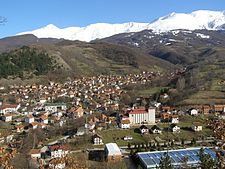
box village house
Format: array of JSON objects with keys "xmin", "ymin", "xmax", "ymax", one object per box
[
  {"xmin": 171, "ymin": 115, "xmax": 179, "ymax": 123},
  {"xmin": 85, "ymin": 117, "xmax": 100, "ymax": 130},
  {"xmin": 4, "ymin": 133, "xmax": 14, "ymax": 143},
  {"xmin": 25, "ymin": 114, "xmax": 35, "ymax": 123},
  {"xmin": 92, "ymin": 134, "xmax": 103, "ymax": 145},
  {"xmin": 30, "ymin": 122, "xmax": 39, "ymax": 129},
  {"xmin": 214, "ymin": 104, "xmax": 225, "ymax": 114},
  {"xmin": 15, "ymin": 125, "xmax": 24, "ymax": 133},
  {"xmin": 0, "ymin": 104, "xmax": 20, "ymax": 115},
  {"xmin": 190, "ymin": 109, "xmax": 198, "ymax": 116},
  {"xmin": 161, "ymin": 112, "xmax": 170, "ymax": 122},
  {"xmin": 67, "ymin": 106, "xmax": 84, "ymax": 119},
  {"xmin": 150, "ymin": 125, "xmax": 162, "ymax": 134},
  {"xmin": 202, "ymin": 105, "xmax": 211, "ymax": 114},
  {"xmin": 45, "ymin": 103, "xmax": 67, "ymax": 113},
  {"xmin": 162, "ymin": 106, "xmax": 171, "ymax": 113},
  {"xmin": 120, "ymin": 119, "xmax": 130, "ymax": 129},
  {"xmin": 139, "ymin": 125, "xmax": 149, "ymax": 134},
  {"xmin": 1, "ymin": 114, "xmax": 12, "ymax": 122},
  {"xmin": 170, "ymin": 123, "xmax": 180, "ymax": 133},
  {"xmin": 49, "ymin": 158, "xmax": 66, "ymax": 169},
  {"xmin": 119, "ymin": 116, "xmax": 130, "ymax": 129},
  {"xmin": 49, "ymin": 144, "xmax": 69, "ymax": 159},
  {"xmin": 30, "ymin": 149, "xmax": 41, "ymax": 159},
  {"xmin": 192, "ymin": 122, "xmax": 203, "ymax": 132},
  {"xmin": 40, "ymin": 115, "xmax": 48, "ymax": 124}
]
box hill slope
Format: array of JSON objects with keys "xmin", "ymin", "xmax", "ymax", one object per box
[
  {"xmin": 100, "ymin": 29, "xmax": 225, "ymax": 105},
  {"xmin": 0, "ymin": 38, "xmax": 175, "ymax": 81}
]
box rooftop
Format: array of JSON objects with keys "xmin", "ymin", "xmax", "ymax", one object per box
[
  {"xmin": 105, "ymin": 143, "xmax": 121, "ymax": 156},
  {"xmin": 137, "ymin": 147, "xmax": 217, "ymax": 169}
]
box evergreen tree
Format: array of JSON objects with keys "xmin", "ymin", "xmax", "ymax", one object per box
[
  {"xmin": 127, "ymin": 142, "xmax": 131, "ymax": 149},
  {"xmin": 198, "ymin": 148, "xmax": 215, "ymax": 169},
  {"xmin": 158, "ymin": 152, "xmax": 173, "ymax": 169}
]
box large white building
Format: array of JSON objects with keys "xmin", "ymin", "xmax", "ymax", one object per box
[
  {"xmin": 0, "ymin": 104, "xmax": 20, "ymax": 115},
  {"xmin": 128, "ymin": 107, "xmax": 155, "ymax": 125},
  {"xmin": 44, "ymin": 103, "xmax": 67, "ymax": 113}
]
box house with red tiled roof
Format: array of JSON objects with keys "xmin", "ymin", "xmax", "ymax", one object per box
[
  {"xmin": 0, "ymin": 104, "xmax": 20, "ymax": 115},
  {"xmin": 30, "ymin": 122, "xmax": 39, "ymax": 129},
  {"xmin": 40, "ymin": 115, "xmax": 48, "ymax": 124},
  {"xmin": 30, "ymin": 149, "xmax": 41, "ymax": 158},
  {"xmin": 15, "ymin": 125, "xmax": 24, "ymax": 133},
  {"xmin": 49, "ymin": 144, "xmax": 69, "ymax": 159},
  {"xmin": 119, "ymin": 119, "xmax": 130, "ymax": 129}
]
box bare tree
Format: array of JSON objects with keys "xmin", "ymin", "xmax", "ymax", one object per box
[{"xmin": 0, "ymin": 16, "xmax": 7, "ymax": 24}]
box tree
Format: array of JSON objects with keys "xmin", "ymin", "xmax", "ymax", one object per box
[
  {"xmin": 158, "ymin": 152, "xmax": 173, "ymax": 169},
  {"xmin": 127, "ymin": 142, "xmax": 131, "ymax": 149},
  {"xmin": 198, "ymin": 148, "xmax": 215, "ymax": 169},
  {"xmin": 180, "ymin": 156, "xmax": 190, "ymax": 169},
  {"xmin": 0, "ymin": 16, "xmax": 7, "ymax": 24},
  {"xmin": 191, "ymin": 137, "xmax": 196, "ymax": 145}
]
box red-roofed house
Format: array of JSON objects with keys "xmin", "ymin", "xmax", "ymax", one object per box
[
  {"xmin": 49, "ymin": 144, "xmax": 69, "ymax": 159},
  {"xmin": 15, "ymin": 125, "xmax": 24, "ymax": 133},
  {"xmin": 119, "ymin": 119, "xmax": 130, "ymax": 129},
  {"xmin": 0, "ymin": 104, "xmax": 20, "ymax": 115},
  {"xmin": 30, "ymin": 149, "xmax": 41, "ymax": 158}
]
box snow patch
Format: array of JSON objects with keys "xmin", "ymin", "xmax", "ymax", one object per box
[
  {"xmin": 196, "ymin": 33, "xmax": 210, "ymax": 39},
  {"xmin": 17, "ymin": 10, "xmax": 225, "ymax": 42}
]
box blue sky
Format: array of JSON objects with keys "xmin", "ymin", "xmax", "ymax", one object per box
[{"xmin": 0, "ymin": 0, "xmax": 225, "ymax": 38}]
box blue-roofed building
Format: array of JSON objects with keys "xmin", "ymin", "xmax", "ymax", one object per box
[{"xmin": 137, "ymin": 147, "xmax": 217, "ymax": 169}]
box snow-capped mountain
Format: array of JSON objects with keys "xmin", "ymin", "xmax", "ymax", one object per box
[{"xmin": 17, "ymin": 10, "xmax": 225, "ymax": 42}]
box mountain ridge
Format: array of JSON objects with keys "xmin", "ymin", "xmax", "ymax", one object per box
[{"xmin": 17, "ymin": 10, "xmax": 225, "ymax": 42}]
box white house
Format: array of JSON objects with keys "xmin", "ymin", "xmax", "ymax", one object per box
[
  {"xmin": 25, "ymin": 115, "xmax": 34, "ymax": 123},
  {"xmin": 150, "ymin": 125, "xmax": 162, "ymax": 134},
  {"xmin": 30, "ymin": 149, "xmax": 41, "ymax": 158},
  {"xmin": 123, "ymin": 136, "xmax": 133, "ymax": 141},
  {"xmin": 190, "ymin": 109, "xmax": 198, "ymax": 116},
  {"xmin": 192, "ymin": 122, "xmax": 203, "ymax": 132},
  {"xmin": 49, "ymin": 144, "xmax": 69, "ymax": 159},
  {"xmin": 40, "ymin": 115, "xmax": 48, "ymax": 124},
  {"xmin": 93, "ymin": 134, "xmax": 103, "ymax": 145},
  {"xmin": 30, "ymin": 122, "xmax": 39, "ymax": 129},
  {"xmin": 45, "ymin": 103, "xmax": 67, "ymax": 113},
  {"xmin": 139, "ymin": 125, "xmax": 149, "ymax": 134},
  {"xmin": 170, "ymin": 124, "xmax": 180, "ymax": 133},
  {"xmin": 119, "ymin": 119, "xmax": 130, "ymax": 129},
  {"xmin": 128, "ymin": 107, "xmax": 155, "ymax": 125},
  {"xmin": 0, "ymin": 104, "xmax": 20, "ymax": 115},
  {"xmin": 171, "ymin": 115, "xmax": 179, "ymax": 124},
  {"xmin": 49, "ymin": 161, "xmax": 66, "ymax": 169},
  {"xmin": 2, "ymin": 114, "xmax": 12, "ymax": 122}
]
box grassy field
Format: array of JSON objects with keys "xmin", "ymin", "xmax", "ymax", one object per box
[
  {"xmin": 181, "ymin": 90, "xmax": 225, "ymax": 105},
  {"xmin": 0, "ymin": 121, "xmax": 11, "ymax": 133},
  {"xmin": 97, "ymin": 115, "xmax": 213, "ymax": 146}
]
